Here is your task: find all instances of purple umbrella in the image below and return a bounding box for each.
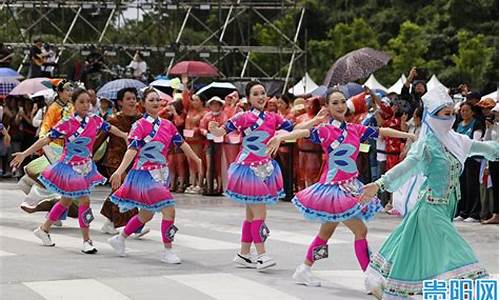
[323,48,391,87]
[0,67,23,79]
[0,77,20,96]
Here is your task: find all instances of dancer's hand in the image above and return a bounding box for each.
[110,171,123,190]
[315,107,329,122]
[406,133,417,142]
[10,152,27,169]
[359,183,379,203]
[266,136,282,156]
[121,131,129,141]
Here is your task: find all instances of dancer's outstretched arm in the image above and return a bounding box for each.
[360,138,428,203]
[468,140,499,161]
[294,107,329,130]
[208,121,227,137]
[108,125,128,141]
[266,129,310,156]
[379,127,416,141]
[10,136,51,168]
[110,149,137,190]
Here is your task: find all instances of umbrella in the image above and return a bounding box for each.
[150,78,184,95]
[9,77,51,96]
[311,85,328,97]
[195,82,237,100]
[140,86,173,104]
[0,77,20,96]
[0,67,23,79]
[97,79,146,100]
[323,47,391,87]
[169,61,219,77]
[338,82,364,98]
[30,89,57,104]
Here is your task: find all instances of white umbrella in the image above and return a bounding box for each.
[363,74,387,92]
[30,89,57,104]
[288,72,319,96]
[387,73,407,94]
[150,78,184,95]
[426,74,447,91]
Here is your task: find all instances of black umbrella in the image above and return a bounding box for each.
[195,82,237,100]
[323,48,391,87]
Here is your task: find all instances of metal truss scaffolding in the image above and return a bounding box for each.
[1,1,307,87]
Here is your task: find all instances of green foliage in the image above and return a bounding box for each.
[449,30,495,89]
[0,1,497,91]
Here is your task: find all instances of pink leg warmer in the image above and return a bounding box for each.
[48,202,68,222]
[161,220,178,244]
[241,220,253,243]
[250,219,269,244]
[78,204,94,228]
[354,239,370,271]
[306,236,328,263]
[123,215,144,237]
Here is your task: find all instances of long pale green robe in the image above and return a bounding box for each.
[365,133,499,299]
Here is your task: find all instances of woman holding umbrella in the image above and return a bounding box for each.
[209,81,295,271]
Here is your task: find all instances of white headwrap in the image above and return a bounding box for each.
[420,86,472,169]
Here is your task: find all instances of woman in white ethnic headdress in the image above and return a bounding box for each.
[361,87,499,299]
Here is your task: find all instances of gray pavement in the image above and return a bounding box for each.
[0,179,497,300]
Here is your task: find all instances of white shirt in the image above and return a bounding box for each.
[128,60,147,78]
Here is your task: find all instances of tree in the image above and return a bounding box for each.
[448,30,495,90]
[386,21,429,77]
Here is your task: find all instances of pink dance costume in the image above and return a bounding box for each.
[111,114,184,212]
[39,113,110,198]
[293,119,383,222]
[224,108,294,204]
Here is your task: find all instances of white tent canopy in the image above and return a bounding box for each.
[388,73,407,94]
[288,73,319,96]
[482,89,498,101]
[364,74,387,92]
[426,74,447,91]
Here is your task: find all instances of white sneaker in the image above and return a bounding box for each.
[101,220,119,235]
[81,240,97,254]
[53,220,63,227]
[233,252,257,269]
[453,216,465,222]
[292,264,321,287]
[364,272,384,300]
[33,227,55,246]
[463,217,480,223]
[185,186,194,194]
[108,234,126,257]
[256,254,276,271]
[161,249,181,264]
[18,175,35,195]
[131,227,150,239]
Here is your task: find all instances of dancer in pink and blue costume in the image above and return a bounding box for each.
[11,88,128,253]
[209,81,294,271]
[108,87,203,264]
[267,89,416,286]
